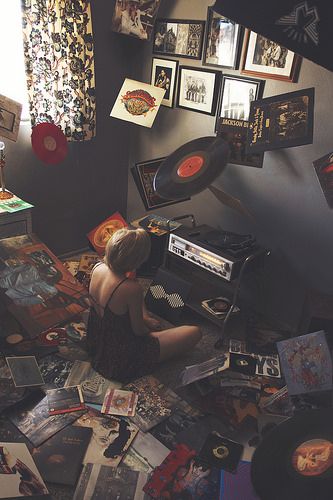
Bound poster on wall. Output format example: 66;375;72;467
111;0;162;41
313;151;333;208
110;79;165;128
246;87;314;154
0;94;22;142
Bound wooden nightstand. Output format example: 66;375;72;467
0;209;32;238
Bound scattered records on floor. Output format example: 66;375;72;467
199;431;244;472
251;409;333;500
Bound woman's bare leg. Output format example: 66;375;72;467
150;325;202;362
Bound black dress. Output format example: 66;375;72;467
87;278;160;383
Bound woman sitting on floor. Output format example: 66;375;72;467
87;227;201;383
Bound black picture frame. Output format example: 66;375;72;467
177;66;221;116
215;74;265;132
150;57;179;108
202;8;243;69
246;87;315;154
131;158;190;211
153;19;205;60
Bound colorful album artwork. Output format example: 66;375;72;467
313;151;333;208
74;464;148;500
246;88;314;153
143;443;220;500
101;388;138;417
65;360;121;404
0;234;89;338
73;408;138;467
277;331;333;395
110;79;165;128
122;429;170;473
0;195;33;215
131;158;190;211
87;212;128;256
0;442;49;498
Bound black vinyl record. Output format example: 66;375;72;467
251;410;333;500
154;136;229;200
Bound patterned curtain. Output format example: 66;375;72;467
21;0;96;141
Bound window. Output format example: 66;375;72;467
0;0;29;120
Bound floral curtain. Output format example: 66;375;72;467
21;0;96;141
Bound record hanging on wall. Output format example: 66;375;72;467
31;123;68;165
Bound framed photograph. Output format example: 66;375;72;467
246;87;315;154
111;0;162;41
203;8;242;69
313;151;333;209
241;30;302;82
0;94;22;142
153;19;205;59
177;66;220;116
215;74;264;130
151;57;178;108
131;157;190;210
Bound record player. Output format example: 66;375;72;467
168;224;261;282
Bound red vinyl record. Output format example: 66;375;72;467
31;123;68;165
38;327;68;346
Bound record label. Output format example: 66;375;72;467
292;439;333;477
177;155;204;178
38;327;67;346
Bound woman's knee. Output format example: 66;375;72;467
187;325;202;344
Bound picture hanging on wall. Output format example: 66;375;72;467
131;158;190;210
241;30;302;82
246;87;315;154
313;151;333;209
203;8;243;69
0;94;22;142
153;19;205;60
151;57;179;108
111;0;162;41
177;66;221;116
215;74;265;130
110;79;165;128
217;119;264;168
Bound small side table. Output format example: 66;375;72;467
0;209;32;239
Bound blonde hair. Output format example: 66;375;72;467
104;227;151;274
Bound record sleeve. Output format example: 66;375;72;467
87;212;128;255
46;385;85;415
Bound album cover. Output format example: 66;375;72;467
124;375;179;432
38;327;67;346
179;354;230;386
313;151;333;208
150;399;203;450
74;464;148;500
259;385;294;417
73;408;138;467
277;330;333;395
0;195;33;214
122;429;170;473
0;442;49;498
220;460;259;499
110;79;165;128
64;360;121;404
201;296;240;319
175;415;233;454
246;88;314;153
0;359;28;413
87;212;128;255
46;386;85;415
8;392;86;447
64;319;87;343
139;214;181;236
217;118;264;168
143;443;220;500
199;432;244;472
131;158;190;211
31;426;92;486
6;356;44;388
101;388;138;417
229;352;257;376
38;354;73;388
255;354;281;378
63;260;80;277
0;234;89;338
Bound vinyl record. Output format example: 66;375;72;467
38;327;68;346
154;136;229;200
251;410;333;500
31;123;68;165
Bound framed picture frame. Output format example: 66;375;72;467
151;57;179;108
177;66;221;116
153;19;205;60
241;30;302;82
0;94;22;142
131;158;190;211
111;0;162;41
215;74;264;130
203;8;243;69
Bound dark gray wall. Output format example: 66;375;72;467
127;0;333;294
4;0;139;256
